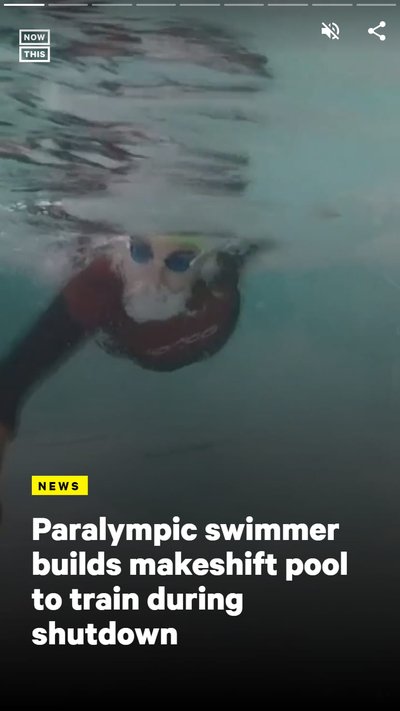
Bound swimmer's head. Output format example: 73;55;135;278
107;232;266;368
112;232;224;322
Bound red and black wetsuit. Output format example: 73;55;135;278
0;256;239;436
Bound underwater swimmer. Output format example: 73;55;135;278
0;233;260;470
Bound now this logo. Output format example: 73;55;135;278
19;29;51;63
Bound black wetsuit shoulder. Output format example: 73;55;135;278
0;295;86;436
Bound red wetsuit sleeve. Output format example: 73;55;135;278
0;258;120;437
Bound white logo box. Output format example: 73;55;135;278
19;46;51;63
19;29;51;45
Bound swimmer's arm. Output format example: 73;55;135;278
0;292;89;442
0;423;9;474
0;257;117;445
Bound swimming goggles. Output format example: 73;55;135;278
130;236;202;273
129;233;247;274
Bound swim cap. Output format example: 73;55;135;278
155;233;208;250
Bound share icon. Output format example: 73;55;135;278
368;21;386;42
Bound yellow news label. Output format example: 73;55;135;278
32;476;88;496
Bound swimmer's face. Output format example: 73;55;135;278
128;235;201;293
116;235;204;322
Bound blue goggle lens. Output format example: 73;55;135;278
130;240;153;263
164;251;197;273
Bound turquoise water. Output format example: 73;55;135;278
0;7;400;550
